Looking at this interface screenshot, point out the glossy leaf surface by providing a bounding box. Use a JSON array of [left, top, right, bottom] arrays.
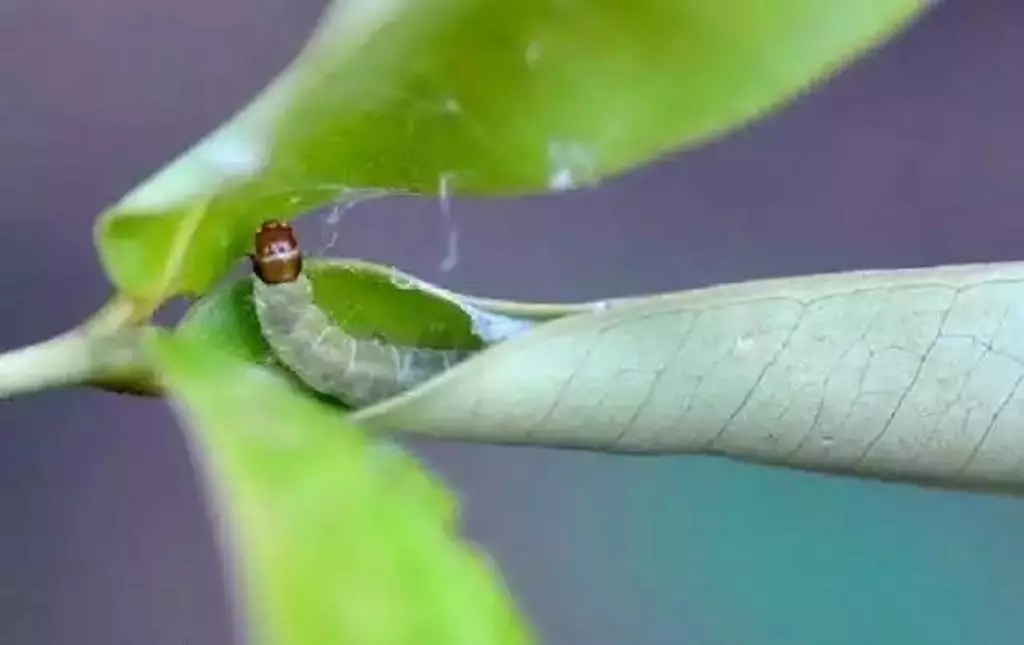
[[97, 0, 928, 301]]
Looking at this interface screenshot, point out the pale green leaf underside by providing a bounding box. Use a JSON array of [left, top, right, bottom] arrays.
[[96, 0, 928, 301], [355, 262, 1024, 495], [147, 333, 534, 645], [176, 258, 1024, 494]]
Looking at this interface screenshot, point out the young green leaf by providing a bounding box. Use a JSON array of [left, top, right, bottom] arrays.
[[97, 0, 929, 302], [147, 332, 535, 645]]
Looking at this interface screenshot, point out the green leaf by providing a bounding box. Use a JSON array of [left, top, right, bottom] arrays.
[[359, 261, 1024, 494], [147, 331, 534, 645], [97, 0, 929, 301], [180, 258, 1024, 494]]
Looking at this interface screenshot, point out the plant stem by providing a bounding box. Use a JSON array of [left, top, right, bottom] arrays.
[[0, 329, 153, 400], [84, 294, 152, 333]]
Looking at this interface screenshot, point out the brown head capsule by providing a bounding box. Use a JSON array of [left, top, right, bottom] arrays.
[[252, 220, 303, 284]]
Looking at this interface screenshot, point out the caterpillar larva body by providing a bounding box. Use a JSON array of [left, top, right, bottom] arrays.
[[250, 220, 495, 409]]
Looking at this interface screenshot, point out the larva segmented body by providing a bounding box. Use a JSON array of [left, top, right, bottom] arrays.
[[249, 220, 493, 409], [253, 273, 473, 408]]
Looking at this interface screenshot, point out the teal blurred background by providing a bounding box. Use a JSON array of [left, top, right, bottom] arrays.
[[3, 1, 1024, 644]]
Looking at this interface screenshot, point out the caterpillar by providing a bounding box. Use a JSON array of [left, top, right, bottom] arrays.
[[250, 220, 533, 409]]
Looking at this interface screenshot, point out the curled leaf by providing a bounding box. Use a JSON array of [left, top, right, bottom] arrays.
[[357, 261, 1024, 494], [179, 255, 1024, 494]]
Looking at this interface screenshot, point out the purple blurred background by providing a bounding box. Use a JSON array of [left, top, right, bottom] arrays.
[[3, 1, 1024, 644]]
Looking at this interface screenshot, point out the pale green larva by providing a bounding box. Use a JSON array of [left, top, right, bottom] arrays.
[[250, 220, 533, 409]]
